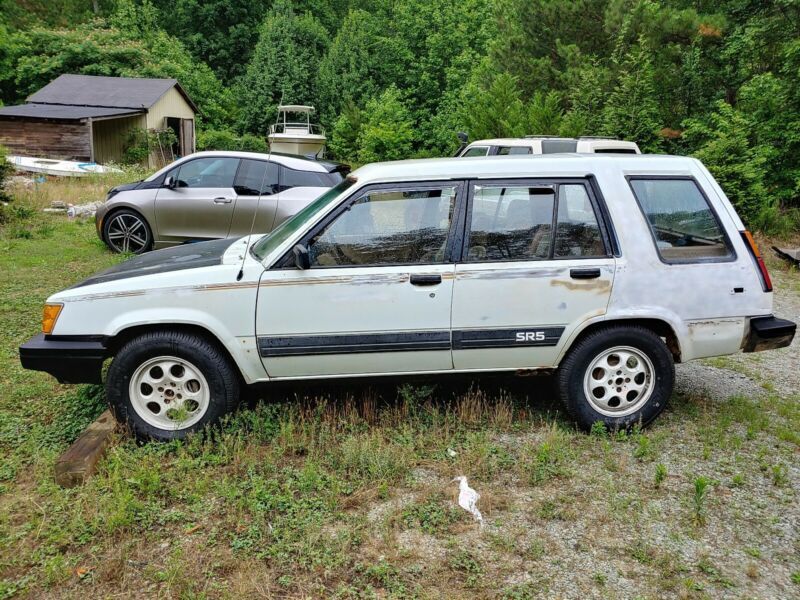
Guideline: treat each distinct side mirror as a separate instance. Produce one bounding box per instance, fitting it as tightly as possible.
[293,244,310,270]
[164,175,177,190]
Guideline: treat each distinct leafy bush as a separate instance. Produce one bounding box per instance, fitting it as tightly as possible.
[197,129,268,153]
[0,144,12,202]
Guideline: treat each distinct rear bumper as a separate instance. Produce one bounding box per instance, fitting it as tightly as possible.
[19,334,107,383]
[743,316,796,353]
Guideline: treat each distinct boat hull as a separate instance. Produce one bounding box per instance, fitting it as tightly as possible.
[267,134,326,158]
[6,155,121,177]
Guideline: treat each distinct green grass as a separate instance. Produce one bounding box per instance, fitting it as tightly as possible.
[1,197,799,598]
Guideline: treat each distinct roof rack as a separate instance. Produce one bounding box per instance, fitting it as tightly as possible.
[577,136,618,141]
[523,135,571,139]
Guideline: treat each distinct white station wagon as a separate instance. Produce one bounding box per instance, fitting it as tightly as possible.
[20,155,796,440]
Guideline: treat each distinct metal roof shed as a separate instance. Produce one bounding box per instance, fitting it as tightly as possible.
[0,75,198,166]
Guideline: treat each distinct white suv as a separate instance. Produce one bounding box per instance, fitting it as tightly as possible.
[458,136,640,157]
[20,155,795,441]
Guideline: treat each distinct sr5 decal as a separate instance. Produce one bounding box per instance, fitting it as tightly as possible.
[516,331,547,342]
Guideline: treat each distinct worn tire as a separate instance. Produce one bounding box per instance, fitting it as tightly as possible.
[106,331,240,442]
[557,325,674,432]
[102,208,153,254]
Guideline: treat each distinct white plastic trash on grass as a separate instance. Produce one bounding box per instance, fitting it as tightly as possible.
[452,476,483,526]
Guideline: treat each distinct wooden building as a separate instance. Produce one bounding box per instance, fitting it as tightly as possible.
[0,74,198,166]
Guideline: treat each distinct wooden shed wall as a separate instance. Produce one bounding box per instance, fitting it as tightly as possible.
[0,120,90,160]
[92,115,146,164]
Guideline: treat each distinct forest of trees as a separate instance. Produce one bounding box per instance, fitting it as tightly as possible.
[0,0,799,231]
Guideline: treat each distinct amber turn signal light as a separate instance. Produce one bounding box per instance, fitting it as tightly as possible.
[42,303,63,334]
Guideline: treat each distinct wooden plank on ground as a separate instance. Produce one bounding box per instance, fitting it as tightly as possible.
[54,410,118,488]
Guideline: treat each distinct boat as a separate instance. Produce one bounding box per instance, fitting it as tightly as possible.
[6,155,122,177]
[268,105,327,158]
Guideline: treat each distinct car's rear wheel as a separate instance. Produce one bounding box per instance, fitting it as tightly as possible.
[106,331,240,441]
[103,209,152,254]
[557,325,674,431]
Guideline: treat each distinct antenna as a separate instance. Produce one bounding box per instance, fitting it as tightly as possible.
[236,95,282,281]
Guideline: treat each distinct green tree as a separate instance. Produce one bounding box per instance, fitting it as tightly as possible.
[237,1,329,136]
[328,101,364,162]
[355,87,415,164]
[683,101,776,229]
[457,69,528,141]
[601,41,662,152]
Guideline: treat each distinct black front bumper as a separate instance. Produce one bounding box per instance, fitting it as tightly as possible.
[743,316,796,353]
[19,334,108,383]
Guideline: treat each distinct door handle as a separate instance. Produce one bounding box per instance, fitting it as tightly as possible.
[570,268,601,279]
[213,197,233,204]
[409,274,442,286]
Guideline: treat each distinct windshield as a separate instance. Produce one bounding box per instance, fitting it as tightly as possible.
[251,178,356,263]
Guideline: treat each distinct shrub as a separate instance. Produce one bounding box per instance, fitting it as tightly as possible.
[0,144,13,202]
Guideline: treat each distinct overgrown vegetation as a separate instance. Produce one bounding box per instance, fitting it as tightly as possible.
[2,1,800,230]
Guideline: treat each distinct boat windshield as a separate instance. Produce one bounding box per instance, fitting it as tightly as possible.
[250,178,356,264]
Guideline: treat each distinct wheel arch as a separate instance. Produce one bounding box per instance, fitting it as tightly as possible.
[105,323,247,384]
[562,317,683,363]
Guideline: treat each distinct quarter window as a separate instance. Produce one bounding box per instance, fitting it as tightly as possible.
[497,146,532,155]
[308,186,457,267]
[629,178,733,262]
[234,159,279,196]
[280,166,343,191]
[174,157,239,188]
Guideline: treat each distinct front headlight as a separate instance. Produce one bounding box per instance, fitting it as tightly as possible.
[42,303,63,334]
[106,187,120,201]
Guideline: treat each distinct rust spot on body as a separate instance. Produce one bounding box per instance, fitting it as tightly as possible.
[549,279,611,293]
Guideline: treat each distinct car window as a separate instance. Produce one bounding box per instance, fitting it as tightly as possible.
[496,146,532,155]
[553,184,606,257]
[629,178,733,262]
[280,166,342,191]
[308,186,457,267]
[467,185,555,261]
[541,139,578,153]
[175,157,239,188]
[461,146,489,157]
[234,159,279,196]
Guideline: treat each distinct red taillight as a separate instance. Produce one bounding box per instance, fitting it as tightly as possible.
[741,230,772,292]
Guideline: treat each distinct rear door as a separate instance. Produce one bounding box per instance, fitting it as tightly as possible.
[154,156,240,242]
[451,179,616,370]
[229,159,281,236]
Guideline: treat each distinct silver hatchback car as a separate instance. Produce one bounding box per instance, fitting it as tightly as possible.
[96,151,349,253]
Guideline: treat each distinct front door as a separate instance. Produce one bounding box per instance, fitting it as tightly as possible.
[154,156,240,243]
[451,179,615,370]
[256,182,464,378]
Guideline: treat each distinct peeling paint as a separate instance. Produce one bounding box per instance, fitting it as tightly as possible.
[457,268,565,281]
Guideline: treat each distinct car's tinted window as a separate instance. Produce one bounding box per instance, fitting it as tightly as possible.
[308,186,457,267]
[175,157,239,188]
[629,178,733,262]
[553,184,605,257]
[541,139,578,153]
[234,159,280,196]
[280,166,342,190]
[497,146,532,155]
[461,146,489,157]
[467,185,555,261]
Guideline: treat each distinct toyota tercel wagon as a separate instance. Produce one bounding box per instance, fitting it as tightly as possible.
[20,155,796,440]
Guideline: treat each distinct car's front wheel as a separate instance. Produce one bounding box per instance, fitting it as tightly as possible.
[103,209,153,254]
[106,331,240,441]
[557,325,675,431]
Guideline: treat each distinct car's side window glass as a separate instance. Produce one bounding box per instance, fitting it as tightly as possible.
[467,185,555,261]
[497,146,532,155]
[553,184,606,257]
[175,157,239,189]
[307,186,457,267]
[461,146,489,157]
[629,178,733,262]
[280,166,341,191]
[234,159,279,196]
